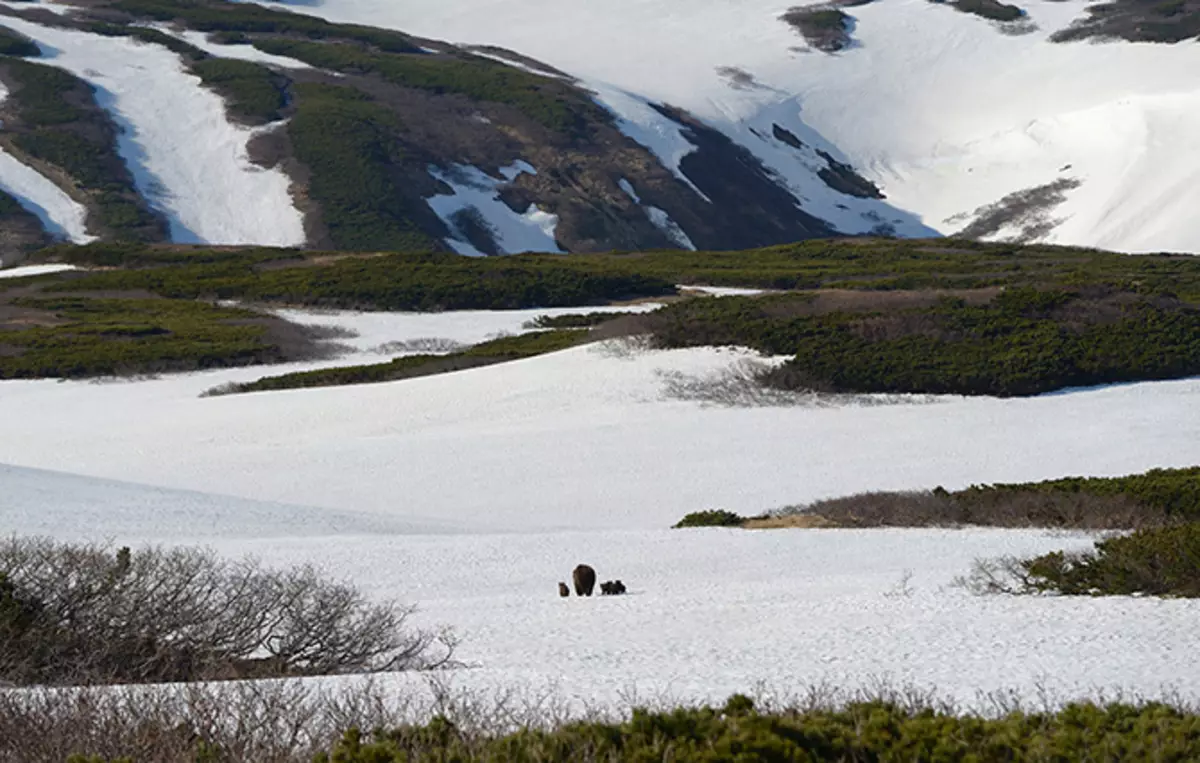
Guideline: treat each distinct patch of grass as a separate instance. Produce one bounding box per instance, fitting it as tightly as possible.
[209,328,588,395]
[672,509,746,528]
[288,83,436,251]
[0,296,284,378]
[0,59,164,241]
[650,286,1200,396]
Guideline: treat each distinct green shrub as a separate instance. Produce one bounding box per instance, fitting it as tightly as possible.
[287,83,437,251]
[317,698,1200,761]
[1014,523,1200,597]
[652,287,1200,396]
[191,57,287,123]
[940,0,1026,22]
[673,509,745,528]
[0,296,284,378]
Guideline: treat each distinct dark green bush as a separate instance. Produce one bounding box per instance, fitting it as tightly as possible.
[652,287,1200,396]
[526,310,637,328]
[255,39,603,133]
[0,296,284,378]
[317,697,1200,761]
[191,57,287,123]
[287,83,436,251]
[0,25,39,57]
[673,509,745,528]
[1015,523,1200,596]
[940,0,1026,22]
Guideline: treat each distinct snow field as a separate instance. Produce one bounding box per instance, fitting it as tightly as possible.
[0,262,77,278]
[1,333,1198,532]
[0,13,306,246]
[256,0,1200,252]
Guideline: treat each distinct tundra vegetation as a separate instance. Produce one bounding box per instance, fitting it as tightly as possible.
[8,237,1200,388]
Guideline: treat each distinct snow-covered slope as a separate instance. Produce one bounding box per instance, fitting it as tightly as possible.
[1,332,1198,532]
[0,13,306,246]
[255,0,1200,253]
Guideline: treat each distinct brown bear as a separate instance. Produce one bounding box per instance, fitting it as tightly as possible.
[572,564,596,596]
[558,582,570,597]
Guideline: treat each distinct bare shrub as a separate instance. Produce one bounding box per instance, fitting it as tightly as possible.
[778,489,1163,529]
[368,338,466,354]
[0,537,455,687]
[953,556,1045,595]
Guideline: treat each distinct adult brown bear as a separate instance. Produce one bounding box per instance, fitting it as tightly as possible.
[572,564,596,596]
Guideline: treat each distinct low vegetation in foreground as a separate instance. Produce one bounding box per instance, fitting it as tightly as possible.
[4,687,1200,762]
[0,536,453,687]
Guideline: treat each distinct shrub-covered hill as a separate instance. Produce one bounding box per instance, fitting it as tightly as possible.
[9,236,1200,384]
[0,0,847,256]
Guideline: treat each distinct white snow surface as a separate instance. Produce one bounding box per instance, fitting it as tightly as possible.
[428,163,564,254]
[0,82,93,245]
[3,338,1200,532]
[0,262,77,278]
[0,14,306,246]
[250,0,1200,252]
[7,304,1200,707]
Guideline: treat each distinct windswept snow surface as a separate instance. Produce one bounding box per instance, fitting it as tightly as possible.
[428,163,564,254]
[3,340,1200,531]
[254,0,1200,252]
[0,14,306,246]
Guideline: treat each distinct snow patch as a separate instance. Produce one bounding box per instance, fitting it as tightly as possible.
[162,28,315,69]
[0,263,78,279]
[0,151,93,244]
[0,16,307,246]
[428,163,563,254]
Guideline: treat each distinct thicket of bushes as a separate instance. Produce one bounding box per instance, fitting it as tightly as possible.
[210,328,588,394]
[1051,0,1200,43]
[672,509,745,528]
[34,237,1200,301]
[42,250,675,311]
[7,687,1200,762]
[318,697,1200,762]
[781,467,1200,529]
[780,7,852,53]
[650,286,1200,396]
[0,536,453,686]
[969,523,1200,598]
[524,310,639,329]
[0,296,283,378]
[288,83,437,251]
[0,59,163,240]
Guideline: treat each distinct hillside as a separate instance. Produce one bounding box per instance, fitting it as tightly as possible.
[0,0,1194,258]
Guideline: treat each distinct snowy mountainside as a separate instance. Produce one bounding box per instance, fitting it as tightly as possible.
[250,0,1200,254]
